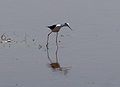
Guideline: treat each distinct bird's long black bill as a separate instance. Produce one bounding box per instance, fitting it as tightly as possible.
[67,25,72,30]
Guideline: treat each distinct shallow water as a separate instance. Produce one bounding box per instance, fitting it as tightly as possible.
[0,0,120,87]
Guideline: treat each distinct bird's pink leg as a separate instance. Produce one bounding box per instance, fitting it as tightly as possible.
[46,31,52,49]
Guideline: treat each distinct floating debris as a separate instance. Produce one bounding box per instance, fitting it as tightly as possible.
[38,44,42,50]
[59,40,61,43]
[0,33,17,48]
[60,34,64,37]
[1,33,6,40]
[32,39,35,42]
[15,84,18,87]
[0,33,13,43]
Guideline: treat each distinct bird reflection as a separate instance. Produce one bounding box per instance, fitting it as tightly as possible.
[48,62,71,75]
[46,35,71,75]
[47,55,71,75]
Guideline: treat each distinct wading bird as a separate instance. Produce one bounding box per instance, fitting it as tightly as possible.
[46,23,72,62]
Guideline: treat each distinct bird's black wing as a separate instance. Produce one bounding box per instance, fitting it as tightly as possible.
[47,25,56,30]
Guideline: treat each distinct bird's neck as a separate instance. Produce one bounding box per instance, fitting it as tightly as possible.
[61,24,66,27]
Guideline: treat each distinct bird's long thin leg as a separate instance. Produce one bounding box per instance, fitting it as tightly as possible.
[55,32,59,63]
[46,31,52,49]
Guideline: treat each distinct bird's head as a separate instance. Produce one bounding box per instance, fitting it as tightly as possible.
[64,23,72,30]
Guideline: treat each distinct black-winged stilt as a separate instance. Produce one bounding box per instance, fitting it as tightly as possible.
[46,23,72,62]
